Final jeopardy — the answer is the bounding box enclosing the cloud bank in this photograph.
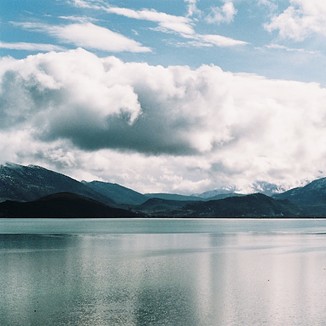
[1,48,326,193]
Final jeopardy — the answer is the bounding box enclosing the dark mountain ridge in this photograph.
[0,192,136,218]
[136,193,301,217]
[145,193,203,202]
[182,193,301,217]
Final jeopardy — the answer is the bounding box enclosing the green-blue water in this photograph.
[1,218,326,325]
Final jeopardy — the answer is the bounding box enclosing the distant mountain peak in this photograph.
[251,181,286,196]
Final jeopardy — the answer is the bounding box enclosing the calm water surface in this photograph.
[1,218,326,326]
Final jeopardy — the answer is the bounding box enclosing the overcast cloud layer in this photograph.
[1,49,326,193]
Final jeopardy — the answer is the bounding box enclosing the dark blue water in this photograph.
[1,219,326,325]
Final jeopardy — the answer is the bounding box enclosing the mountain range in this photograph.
[0,162,325,217]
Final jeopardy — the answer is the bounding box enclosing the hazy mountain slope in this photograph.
[0,163,115,205]
[84,181,147,205]
[0,192,136,218]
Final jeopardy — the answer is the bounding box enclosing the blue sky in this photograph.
[1,0,326,194]
[1,0,325,82]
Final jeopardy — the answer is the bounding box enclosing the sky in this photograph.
[1,0,326,194]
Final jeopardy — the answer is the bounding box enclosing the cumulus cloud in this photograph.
[13,22,151,53]
[1,49,326,193]
[265,0,326,40]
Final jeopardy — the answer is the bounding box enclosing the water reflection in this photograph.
[1,232,326,325]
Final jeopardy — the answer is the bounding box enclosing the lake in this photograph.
[1,218,326,325]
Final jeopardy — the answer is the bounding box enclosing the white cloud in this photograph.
[258,0,278,12]
[112,5,246,47]
[206,1,237,24]
[199,34,247,47]
[69,0,246,48]
[173,34,247,48]
[184,0,201,17]
[266,43,319,55]
[265,0,326,40]
[0,41,65,52]
[55,22,151,53]
[58,15,98,23]
[71,0,195,35]
[71,0,102,9]
[13,22,151,53]
[2,49,326,193]
[106,7,195,36]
